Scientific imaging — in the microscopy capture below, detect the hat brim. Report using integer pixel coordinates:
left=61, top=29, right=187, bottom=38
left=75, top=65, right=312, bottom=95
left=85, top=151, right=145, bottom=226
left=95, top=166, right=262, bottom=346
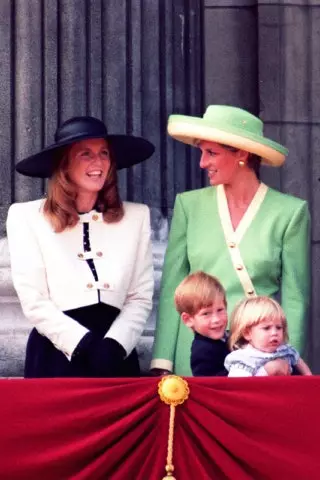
left=15, top=134, right=155, bottom=178
left=167, top=115, right=288, bottom=167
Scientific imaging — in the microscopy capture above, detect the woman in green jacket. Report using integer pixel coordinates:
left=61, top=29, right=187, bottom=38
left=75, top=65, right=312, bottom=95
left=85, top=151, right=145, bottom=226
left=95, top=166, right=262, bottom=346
left=151, top=105, right=310, bottom=376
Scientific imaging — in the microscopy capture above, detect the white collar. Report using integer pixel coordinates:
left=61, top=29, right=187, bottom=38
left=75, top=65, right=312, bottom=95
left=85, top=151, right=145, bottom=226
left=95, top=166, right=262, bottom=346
left=78, top=211, right=104, bottom=223
left=217, top=182, right=268, bottom=244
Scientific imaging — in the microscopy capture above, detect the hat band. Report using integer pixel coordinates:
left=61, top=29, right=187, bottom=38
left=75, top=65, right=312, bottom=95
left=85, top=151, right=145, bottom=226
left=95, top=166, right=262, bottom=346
left=55, top=129, right=107, bottom=143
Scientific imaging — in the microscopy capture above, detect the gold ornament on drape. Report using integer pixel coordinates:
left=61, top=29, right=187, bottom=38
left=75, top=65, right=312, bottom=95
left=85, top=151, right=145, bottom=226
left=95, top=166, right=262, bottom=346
left=158, top=375, right=190, bottom=480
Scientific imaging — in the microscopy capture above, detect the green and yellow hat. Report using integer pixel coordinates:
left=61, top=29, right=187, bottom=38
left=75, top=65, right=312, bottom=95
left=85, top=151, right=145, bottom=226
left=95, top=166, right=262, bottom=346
left=167, top=105, right=288, bottom=166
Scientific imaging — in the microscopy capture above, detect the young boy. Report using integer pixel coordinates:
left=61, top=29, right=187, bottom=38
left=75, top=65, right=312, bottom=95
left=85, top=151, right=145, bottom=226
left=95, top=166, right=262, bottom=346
left=174, top=271, right=229, bottom=376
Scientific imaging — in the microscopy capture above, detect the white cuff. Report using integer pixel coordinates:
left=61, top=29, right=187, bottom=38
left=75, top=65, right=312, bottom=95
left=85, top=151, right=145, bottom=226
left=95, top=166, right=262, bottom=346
left=150, top=358, right=173, bottom=371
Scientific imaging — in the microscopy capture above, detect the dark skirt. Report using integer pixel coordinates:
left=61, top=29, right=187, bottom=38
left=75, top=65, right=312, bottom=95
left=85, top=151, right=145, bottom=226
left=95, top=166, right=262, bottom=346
left=24, top=303, right=140, bottom=378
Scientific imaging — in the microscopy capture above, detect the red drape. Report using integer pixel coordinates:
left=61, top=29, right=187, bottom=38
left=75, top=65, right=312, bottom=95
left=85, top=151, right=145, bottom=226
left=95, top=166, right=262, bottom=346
left=0, top=377, right=319, bottom=479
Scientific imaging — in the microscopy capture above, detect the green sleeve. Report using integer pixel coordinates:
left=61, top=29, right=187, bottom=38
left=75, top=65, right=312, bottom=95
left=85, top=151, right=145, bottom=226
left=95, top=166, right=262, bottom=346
left=281, top=201, right=310, bottom=353
left=151, top=194, right=190, bottom=370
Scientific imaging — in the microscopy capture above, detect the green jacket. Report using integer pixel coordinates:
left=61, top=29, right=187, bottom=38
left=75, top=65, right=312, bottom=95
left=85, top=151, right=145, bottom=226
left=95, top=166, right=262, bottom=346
left=151, top=184, right=310, bottom=375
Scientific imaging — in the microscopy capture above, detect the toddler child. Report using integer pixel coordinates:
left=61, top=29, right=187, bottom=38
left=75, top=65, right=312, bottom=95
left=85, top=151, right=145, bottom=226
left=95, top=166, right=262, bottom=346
left=224, top=296, right=312, bottom=377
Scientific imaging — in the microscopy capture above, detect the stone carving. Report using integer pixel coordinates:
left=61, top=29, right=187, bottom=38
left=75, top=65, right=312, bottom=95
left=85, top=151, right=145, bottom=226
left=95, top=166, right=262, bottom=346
left=135, top=207, right=168, bottom=372
left=0, top=237, right=29, bottom=376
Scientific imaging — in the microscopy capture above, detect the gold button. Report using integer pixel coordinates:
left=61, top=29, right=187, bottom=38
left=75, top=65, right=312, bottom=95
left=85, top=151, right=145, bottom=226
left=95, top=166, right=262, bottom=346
left=96, top=251, right=103, bottom=257
left=247, top=289, right=254, bottom=295
left=236, top=264, right=243, bottom=271
left=103, top=283, right=109, bottom=289
left=92, top=214, right=99, bottom=221
left=228, top=242, right=236, bottom=248
left=78, top=253, right=84, bottom=258
left=87, top=283, right=93, bottom=289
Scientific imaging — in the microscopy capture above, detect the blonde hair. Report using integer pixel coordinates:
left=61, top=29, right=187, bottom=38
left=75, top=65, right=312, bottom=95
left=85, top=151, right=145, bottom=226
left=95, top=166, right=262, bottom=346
left=229, top=296, right=288, bottom=350
left=174, top=271, right=226, bottom=315
left=43, top=143, right=124, bottom=232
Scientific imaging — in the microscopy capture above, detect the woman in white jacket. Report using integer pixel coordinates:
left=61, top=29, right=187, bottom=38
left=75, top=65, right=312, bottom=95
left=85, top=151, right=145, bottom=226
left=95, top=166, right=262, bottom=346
left=7, top=116, right=155, bottom=378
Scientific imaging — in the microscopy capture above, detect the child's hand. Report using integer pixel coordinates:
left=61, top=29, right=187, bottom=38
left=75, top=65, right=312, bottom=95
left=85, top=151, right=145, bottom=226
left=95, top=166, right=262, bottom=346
left=264, top=359, right=291, bottom=376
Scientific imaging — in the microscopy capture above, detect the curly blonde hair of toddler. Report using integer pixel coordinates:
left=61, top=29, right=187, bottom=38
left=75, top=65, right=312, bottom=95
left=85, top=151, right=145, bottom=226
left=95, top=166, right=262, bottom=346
left=229, top=296, right=288, bottom=350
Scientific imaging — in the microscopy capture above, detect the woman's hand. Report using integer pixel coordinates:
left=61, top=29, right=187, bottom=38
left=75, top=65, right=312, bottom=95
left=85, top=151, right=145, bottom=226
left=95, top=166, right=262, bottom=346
left=72, top=333, right=126, bottom=377
left=264, top=359, right=291, bottom=376
left=149, top=368, right=171, bottom=376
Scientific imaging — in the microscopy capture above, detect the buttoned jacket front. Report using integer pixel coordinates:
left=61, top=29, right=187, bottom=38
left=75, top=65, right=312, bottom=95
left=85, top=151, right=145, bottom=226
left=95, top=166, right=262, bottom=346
left=7, top=199, right=154, bottom=360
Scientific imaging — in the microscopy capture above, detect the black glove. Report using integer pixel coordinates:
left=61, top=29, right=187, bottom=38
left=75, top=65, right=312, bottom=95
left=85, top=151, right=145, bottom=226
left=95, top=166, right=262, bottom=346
left=72, top=332, right=126, bottom=377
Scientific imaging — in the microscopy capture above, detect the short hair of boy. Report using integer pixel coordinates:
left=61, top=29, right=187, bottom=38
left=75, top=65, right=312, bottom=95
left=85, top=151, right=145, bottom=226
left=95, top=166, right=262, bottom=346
left=229, top=296, right=289, bottom=351
left=174, top=271, right=226, bottom=316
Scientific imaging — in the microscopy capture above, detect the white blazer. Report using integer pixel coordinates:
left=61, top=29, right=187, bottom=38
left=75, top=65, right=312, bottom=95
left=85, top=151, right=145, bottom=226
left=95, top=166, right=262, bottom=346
left=6, top=199, right=154, bottom=360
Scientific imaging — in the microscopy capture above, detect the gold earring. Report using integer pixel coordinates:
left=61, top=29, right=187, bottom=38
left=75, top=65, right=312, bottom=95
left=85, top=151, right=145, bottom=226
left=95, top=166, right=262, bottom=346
left=239, top=160, right=245, bottom=167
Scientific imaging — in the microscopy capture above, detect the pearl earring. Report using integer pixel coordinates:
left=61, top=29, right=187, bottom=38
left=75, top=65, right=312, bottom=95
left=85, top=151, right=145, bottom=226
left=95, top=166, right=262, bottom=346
left=239, top=160, right=245, bottom=167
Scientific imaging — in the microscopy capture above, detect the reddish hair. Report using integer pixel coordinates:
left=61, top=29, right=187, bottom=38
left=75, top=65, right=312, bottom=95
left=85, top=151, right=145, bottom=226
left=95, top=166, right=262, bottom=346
left=43, top=143, right=124, bottom=232
left=174, top=271, right=227, bottom=316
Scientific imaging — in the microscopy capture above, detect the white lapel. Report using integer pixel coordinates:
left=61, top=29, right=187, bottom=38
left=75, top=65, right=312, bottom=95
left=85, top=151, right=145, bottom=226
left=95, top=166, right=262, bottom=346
left=217, top=182, right=268, bottom=244
left=217, top=182, right=269, bottom=298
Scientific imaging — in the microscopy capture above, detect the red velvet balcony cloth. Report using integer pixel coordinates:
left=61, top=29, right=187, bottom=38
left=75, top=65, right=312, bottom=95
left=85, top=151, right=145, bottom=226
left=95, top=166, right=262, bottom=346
left=0, top=377, right=319, bottom=479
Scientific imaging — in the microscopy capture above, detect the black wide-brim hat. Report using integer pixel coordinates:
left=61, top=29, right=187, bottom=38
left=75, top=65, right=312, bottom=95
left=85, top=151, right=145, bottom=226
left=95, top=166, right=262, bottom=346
left=16, top=116, right=155, bottom=178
